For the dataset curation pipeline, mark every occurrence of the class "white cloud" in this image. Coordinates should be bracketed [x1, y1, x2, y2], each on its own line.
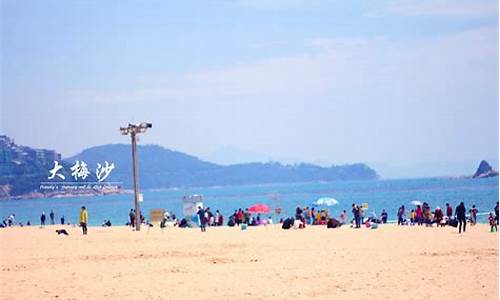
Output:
[70, 26, 498, 110]
[66, 25, 498, 168]
[372, 0, 498, 17]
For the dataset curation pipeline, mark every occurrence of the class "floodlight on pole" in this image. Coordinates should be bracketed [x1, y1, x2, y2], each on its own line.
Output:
[120, 122, 152, 231]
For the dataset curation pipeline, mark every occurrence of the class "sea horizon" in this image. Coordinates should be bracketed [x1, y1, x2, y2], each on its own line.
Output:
[1, 176, 497, 227]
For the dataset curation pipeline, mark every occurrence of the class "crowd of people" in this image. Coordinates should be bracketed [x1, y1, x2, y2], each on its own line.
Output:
[1, 201, 499, 234]
[181, 201, 500, 233]
[395, 201, 499, 233]
[193, 206, 273, 231]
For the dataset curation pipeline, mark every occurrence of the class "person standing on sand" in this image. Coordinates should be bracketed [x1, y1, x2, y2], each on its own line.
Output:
[470, 205, 478, 226]
[304, 207, 310, 225]
[197, 206, 206, 232]
[352, 204, 360, 228]
[494, 202, 499, 225]
[488, 212, 497, 232]
[80, 206, 88, 235]
[129, 209, 135, 227]
[215, 210, 221, 226]
[446, 203, 453, 219]
[381, 209, 388, 224]
[237, 209, 243, 226]
[340, 210, 347, 225]
[415, 205, 423, 226]
[7, 214, 15, 226]
[40, 211, 46, 227]
[397, 205, 405, 225]
[50, 210, 55, 225]
[295, 206, 303, 220]
[455, 202, 466, 234]
[434, 207, 443, 226]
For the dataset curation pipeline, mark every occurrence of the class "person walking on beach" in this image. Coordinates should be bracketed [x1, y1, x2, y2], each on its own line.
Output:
[197, 206, 207, 232]
[455, 202, 466, 234]
[50, 210, 55, 225]
[40, 211, 46, 227]
[80, 206, 88, 235]
[61, 216, 65, 225]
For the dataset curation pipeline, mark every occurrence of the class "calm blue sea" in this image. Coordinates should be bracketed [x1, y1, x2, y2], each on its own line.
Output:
[0, 177, 498, 226]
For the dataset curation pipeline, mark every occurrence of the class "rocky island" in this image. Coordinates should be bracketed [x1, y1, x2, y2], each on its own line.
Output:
[473, 160, 499, 178]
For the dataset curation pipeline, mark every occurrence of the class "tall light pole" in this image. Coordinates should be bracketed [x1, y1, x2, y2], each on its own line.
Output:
[120, 122, 152, 231]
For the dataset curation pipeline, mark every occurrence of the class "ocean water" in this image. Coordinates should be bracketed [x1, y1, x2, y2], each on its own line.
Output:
[0, 177, 498, 226]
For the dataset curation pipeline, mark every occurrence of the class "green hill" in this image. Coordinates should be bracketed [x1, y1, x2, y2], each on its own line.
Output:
[65, 144, 379, 189]
[0, 135, 379, 199]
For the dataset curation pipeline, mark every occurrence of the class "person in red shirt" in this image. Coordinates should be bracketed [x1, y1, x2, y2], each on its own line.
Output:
[236, 209, 243, 226]
[446, 203, 453, 218]
[415, 205, 423, 226]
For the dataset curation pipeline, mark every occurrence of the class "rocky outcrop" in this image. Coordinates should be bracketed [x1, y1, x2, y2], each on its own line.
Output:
[473, 160, 499, 178]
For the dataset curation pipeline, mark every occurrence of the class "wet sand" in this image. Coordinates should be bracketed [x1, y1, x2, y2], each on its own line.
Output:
[0, 224, 498, 300]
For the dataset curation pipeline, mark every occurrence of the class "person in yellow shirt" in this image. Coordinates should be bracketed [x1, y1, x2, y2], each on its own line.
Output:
[80, 206, 88, 235]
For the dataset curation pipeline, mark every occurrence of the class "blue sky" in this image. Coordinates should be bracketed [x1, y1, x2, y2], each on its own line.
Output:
[1, 0, 498, 178]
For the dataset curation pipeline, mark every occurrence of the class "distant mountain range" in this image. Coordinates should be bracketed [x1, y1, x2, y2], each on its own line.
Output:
[3, 134, 498, 200]
[0, 134, 382, 199]
[0, 136, 380, 199]
[65, 144, 379, 189]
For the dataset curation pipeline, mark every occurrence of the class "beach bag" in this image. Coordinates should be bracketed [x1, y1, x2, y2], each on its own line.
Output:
[448, 218, 458, 227]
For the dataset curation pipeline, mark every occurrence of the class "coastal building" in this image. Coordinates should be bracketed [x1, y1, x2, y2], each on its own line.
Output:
[0, 135, 61, 164]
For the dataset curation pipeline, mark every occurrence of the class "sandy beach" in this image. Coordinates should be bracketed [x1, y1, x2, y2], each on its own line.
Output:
[0, 224, 498, 300]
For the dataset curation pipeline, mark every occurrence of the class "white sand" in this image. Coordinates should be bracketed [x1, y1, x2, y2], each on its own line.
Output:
[0, 224, 498, 300]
